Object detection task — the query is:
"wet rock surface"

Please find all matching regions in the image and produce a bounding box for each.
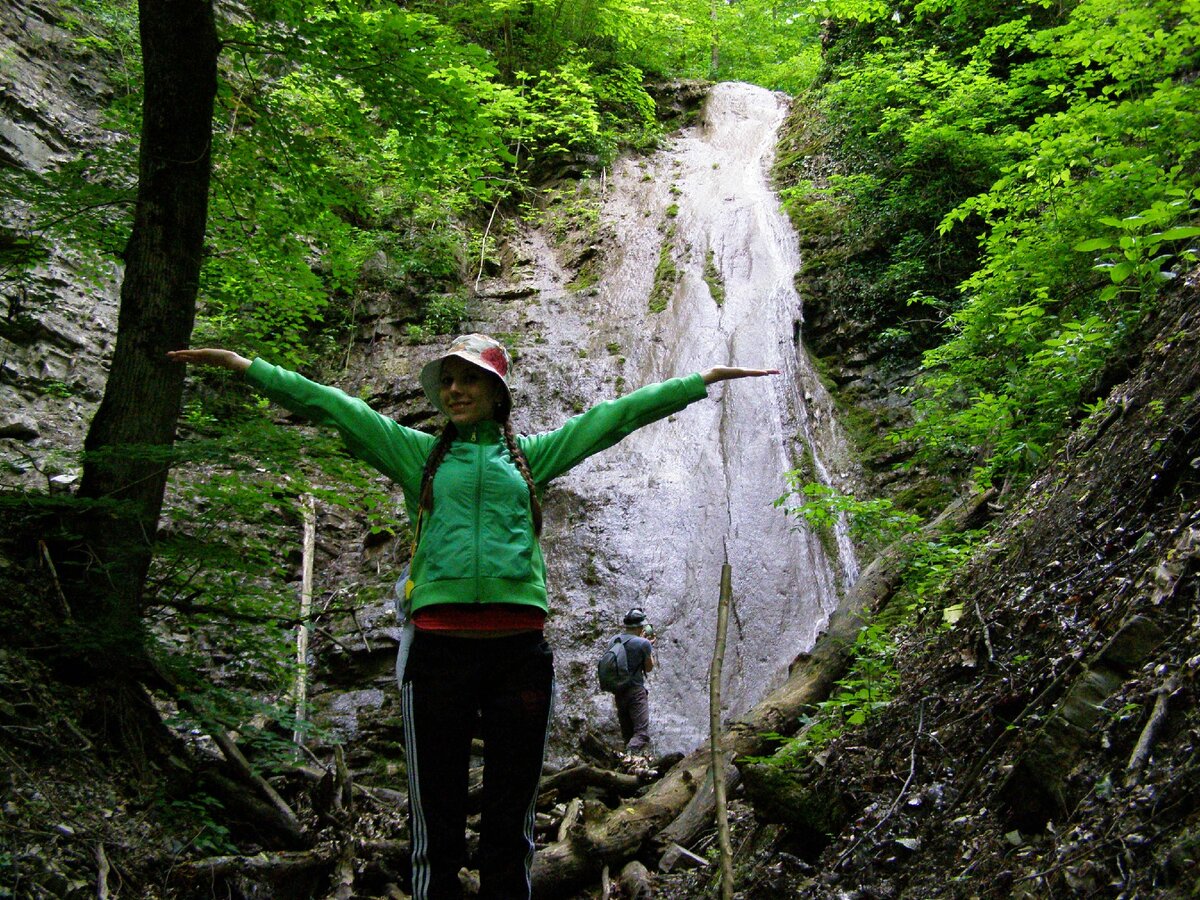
[299,82,859,766]
[1,0,123,491]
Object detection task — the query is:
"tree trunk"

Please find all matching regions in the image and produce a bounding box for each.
[63,0,218,733]
[710,559,734,900]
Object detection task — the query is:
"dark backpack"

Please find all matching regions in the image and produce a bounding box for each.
[597,635,634,693]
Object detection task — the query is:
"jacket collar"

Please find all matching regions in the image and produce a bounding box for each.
[456,419,503,443]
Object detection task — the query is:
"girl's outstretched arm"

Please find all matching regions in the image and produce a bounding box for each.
[700,366,780,385]
[168,348,432,493]
[523,367,780,484]
[167,348,251,372]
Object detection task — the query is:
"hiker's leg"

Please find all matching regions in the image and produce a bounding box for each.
[616,690,635,745]
[624,685,651,752]
[403,633,479,900]
[478,634,555,900]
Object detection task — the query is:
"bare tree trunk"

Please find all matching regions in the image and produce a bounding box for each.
[294,495,316,746]
[64,0,218,745]
[709,0,719,72]
[710,558,734,900]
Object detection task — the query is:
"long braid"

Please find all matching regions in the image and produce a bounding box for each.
[418,422,458,517]
[503,419,543,536]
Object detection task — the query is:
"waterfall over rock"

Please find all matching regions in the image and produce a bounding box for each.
[490,82,860,755]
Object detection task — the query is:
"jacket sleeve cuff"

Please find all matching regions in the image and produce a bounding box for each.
[245,357,274,387]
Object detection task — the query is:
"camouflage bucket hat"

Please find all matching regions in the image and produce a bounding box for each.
[623,607,648,626]
[419,333,513,417]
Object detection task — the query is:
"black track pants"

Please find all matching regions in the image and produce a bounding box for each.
[401,631,555,900]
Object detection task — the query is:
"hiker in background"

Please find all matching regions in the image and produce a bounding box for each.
[168,337,777,900]
[611,607,656,755]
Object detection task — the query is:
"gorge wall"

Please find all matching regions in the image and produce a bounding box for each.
[509,82,859,754]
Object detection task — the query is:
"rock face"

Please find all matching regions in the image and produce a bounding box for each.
[329,83,860,760]
[517,82,859,755]
[1,0,123,489]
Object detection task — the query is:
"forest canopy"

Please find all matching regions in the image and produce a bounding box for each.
[5,0,1192,484]
[784,0,1200,491]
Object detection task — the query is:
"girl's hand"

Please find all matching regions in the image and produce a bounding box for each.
[167,348,251,372]
[701,366,780,385]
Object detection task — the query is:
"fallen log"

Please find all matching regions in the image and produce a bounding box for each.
[357,838,410,864]
[538,763,642,799]
[325,838,356,900]
[203,770,308,849]
[533,601,865,896]
[657,757,740,849]
[323,745,358,900]
[619,859,653,898]
[175,848,336,880]
[293,764,407,810]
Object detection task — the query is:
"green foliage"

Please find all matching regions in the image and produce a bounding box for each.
[198,5,515,367]
[592,64,661,152]
[0,0,142,308]
[757,616,899,766]
[703,249,725,306]
[423,292,469,335]
[711,0,825,92]
[157,791,236,855]
[901,527,989,611]
[769,470,990,764]
[422,0,714,81]
[775,478,923,554]
[146,418,403,758]
[1073,191,1200,305]
[509,62,604,163]
[526,184,603,245]
[37,380,75,399]
[763,488,986,766]
[648,232,678,313]
[61,0,141,63]
[786,0,1200,491]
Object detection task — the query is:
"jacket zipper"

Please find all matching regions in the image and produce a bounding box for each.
[473,430,483,601]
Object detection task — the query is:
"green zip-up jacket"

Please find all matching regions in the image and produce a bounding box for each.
[245,359,709,614]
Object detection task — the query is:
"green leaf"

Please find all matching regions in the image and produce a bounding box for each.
[1157,226,1200,241]
[1108,261,1135,284]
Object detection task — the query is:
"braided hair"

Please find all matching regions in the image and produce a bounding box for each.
[418,404,543,536]
[417,422,458,519]
[502,419,543,535]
